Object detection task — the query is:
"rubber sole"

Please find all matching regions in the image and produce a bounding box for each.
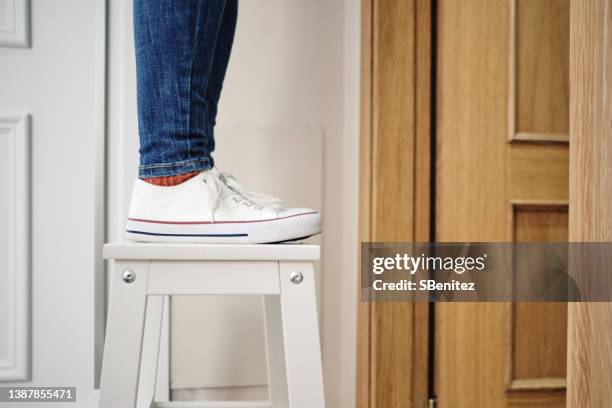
[125,212,321,244]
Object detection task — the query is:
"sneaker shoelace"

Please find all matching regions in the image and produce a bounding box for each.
[202,168,284,221]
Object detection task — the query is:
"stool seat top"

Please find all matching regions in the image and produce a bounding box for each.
[103,242,320,261]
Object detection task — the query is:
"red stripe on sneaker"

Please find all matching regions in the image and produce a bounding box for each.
[127,211,317,225]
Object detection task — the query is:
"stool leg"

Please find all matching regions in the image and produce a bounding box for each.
[154,295,171,402]
[137,295,165,408]
[279,261,325,408]
[264,295,289,407]
[99,261,149,408]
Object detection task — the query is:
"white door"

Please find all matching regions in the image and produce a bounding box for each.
[0,0,103,406]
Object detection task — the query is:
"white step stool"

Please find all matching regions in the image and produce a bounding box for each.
[99,243,325,408]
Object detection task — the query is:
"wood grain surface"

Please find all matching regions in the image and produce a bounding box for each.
[358,0,431,407]
[568,0,612,406]
[436,0,569,406]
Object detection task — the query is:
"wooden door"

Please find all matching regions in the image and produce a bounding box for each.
[568,0,612,405]
[436,0,569,407]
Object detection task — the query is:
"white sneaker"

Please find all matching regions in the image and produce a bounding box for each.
[125,168,321,244]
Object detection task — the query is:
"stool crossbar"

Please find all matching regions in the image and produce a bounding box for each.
[99,243,325,408]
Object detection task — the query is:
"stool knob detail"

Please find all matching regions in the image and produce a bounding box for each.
[290,271,304,284]
[122,269,136,284]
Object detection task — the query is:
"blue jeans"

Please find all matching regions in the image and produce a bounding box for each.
[134,0,238,178]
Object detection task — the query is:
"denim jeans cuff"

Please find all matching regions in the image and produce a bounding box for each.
[138,157,213,178]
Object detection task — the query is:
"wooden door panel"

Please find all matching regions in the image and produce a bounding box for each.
[513,209,568,242]
[437,0,569,407]
[510,207,567,397]
[512,302,567,380]
[514,0,569,140]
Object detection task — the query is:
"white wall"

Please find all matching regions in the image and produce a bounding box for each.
[327,2,360,406]
[107,0,360,406]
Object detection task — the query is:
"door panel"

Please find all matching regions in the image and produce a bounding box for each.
[514,0,569,140]
[436,0,569,407]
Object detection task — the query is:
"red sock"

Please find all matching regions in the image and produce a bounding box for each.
[142,171,199,186]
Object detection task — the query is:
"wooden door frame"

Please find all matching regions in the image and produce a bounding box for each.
[568,0,612,406]
[357,0,432,406]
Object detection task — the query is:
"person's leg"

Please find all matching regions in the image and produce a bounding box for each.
[204,0,238,144]
[133,0,229,179]
[127,0,321,244]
